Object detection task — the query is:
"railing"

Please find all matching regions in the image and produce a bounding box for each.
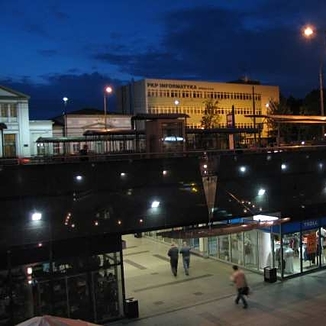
[2,144,326,166]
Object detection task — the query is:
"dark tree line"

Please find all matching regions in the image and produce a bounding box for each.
[267,89,326,143]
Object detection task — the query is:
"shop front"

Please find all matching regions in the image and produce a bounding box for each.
[0,234,125,326]
[147,216,326,280]
[206,217,326,279]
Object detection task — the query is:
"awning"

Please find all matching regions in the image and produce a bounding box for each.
[156,217,290,239]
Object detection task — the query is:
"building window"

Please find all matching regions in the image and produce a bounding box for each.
[10,105,17,117]
[3,133,16,157]
[72,143,80,153]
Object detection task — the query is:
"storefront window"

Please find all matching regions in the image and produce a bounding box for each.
[230,233,243,265]
[318,226,326,266]
[281,233,299,276]
[208,237,217,256]
[0,250,124,325]
[258,230,272,271]
[243,230,258,269]
[218,235,230,261]
[301,229,319,271]
[0,268,33,325]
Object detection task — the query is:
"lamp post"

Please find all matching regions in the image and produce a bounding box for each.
[62,97,69,155]
[103,86,113,153]
[103,86,113,130]
[62,97,68,137]
[303,25,326,137]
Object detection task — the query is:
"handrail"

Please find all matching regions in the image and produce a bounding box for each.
[2,144,326,166]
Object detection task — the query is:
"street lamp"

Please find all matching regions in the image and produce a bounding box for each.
[62,97,69,155]
[62,97,68,136]
[303,25,326,136]
[103,86,113,130]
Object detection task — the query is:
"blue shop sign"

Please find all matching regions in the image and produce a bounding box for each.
[302,219,319,230]
[282,221,301,233]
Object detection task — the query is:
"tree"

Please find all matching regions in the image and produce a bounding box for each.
[200,99,221,129]
[299,89,324,140]
[266,95,293,143]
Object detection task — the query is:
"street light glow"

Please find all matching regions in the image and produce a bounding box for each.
[105,86,113,94]
[301,24,325,136]
[303,26,314,37]
[32,212,42,221]
[151,200,160,208]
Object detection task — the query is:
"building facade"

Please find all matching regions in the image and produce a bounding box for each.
[0,85,53,158]
[116,78,280,144]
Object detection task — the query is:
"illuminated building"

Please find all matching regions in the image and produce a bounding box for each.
[116,78,279,144]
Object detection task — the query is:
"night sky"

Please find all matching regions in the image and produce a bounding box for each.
[1,0,326,119]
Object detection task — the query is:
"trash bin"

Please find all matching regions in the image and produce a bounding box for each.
[264,266,277,283]
[125,298,139,318]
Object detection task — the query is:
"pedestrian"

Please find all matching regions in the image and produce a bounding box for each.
[180,241,191,275]
[231,265,249,309]
[167,242,179,276]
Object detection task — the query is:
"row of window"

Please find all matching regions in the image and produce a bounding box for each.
[147,90,262,101]
[186,122,255,129]
[0,103,17,117]
[148,107,262,116]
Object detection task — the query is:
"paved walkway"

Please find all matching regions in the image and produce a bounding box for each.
[107,235,326,326]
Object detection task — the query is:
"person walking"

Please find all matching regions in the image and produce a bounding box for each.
[180,241,191,275]
[167,242,179,276]
[231,265,248,309]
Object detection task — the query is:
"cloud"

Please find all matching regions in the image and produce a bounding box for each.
[91,3,324,97]
[0,73,124,119]
[2,0,326,120]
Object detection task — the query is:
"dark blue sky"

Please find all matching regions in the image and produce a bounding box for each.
[1,0,326,119]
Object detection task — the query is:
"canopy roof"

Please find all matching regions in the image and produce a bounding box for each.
[246,114,326,124]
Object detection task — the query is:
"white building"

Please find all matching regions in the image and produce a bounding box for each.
[47,109,133,155]
[0,85,53,158]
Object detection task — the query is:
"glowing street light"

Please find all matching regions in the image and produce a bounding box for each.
[303,25,326,136]
[303,26,314,37]
[63,96,69,107]
[32,212,42,221]
[62,97,69,139]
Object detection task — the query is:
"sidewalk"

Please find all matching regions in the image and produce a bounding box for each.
[108,235,326,326]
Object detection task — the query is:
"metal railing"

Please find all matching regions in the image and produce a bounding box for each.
[2,143,326,166]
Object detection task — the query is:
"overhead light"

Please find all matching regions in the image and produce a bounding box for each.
[151,200,160,208]
[253,214,278,221]
[163,136,184,142]
[239,166,246,173]
[32,212,42,221]
[258,188,266,196]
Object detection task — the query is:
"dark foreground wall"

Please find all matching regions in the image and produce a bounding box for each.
[2,148,326,251]
[0,156,208,250]
[214,148,326,220]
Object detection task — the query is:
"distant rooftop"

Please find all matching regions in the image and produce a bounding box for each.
[228,76,261,85]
